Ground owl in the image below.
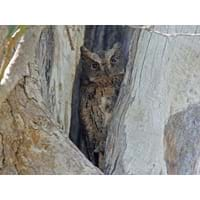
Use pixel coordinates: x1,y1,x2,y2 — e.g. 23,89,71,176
79,43,125,171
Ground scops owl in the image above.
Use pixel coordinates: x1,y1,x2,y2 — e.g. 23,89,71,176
79,43,125,171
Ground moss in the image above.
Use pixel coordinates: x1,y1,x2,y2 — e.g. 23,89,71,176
0,26,27,81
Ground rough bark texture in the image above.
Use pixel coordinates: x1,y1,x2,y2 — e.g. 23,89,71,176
37,26,85,137
1,25,200,174
0,26,101,174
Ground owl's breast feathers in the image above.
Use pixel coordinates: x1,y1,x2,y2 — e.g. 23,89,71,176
79,73,124,166
81,73,123,88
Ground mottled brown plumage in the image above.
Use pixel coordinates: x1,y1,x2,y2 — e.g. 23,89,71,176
79,43,125,170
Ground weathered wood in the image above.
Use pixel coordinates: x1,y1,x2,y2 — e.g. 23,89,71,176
1,25,200,174
36,25,85,137
0,26,101,174
105,25,200,175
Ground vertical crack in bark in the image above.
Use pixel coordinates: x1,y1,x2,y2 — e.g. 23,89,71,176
13,135,24,175
138,32,153,88
36,26,55,108
65,26,75,51
109,153,120,175
0,132,6,169
105,29,141,174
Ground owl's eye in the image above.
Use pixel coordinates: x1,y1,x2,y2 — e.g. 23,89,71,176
91,63,99,70
110,56,118,65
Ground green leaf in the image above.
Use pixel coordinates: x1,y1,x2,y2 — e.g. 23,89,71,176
7,25,19,38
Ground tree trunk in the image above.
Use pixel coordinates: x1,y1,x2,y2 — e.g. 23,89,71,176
105,25,200,174
0,26,101,174
1,25,200,174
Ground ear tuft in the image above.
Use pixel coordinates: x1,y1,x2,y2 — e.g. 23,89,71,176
80,46,90,56
80,46,101,63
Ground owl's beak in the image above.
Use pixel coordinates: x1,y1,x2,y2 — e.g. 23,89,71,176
104,68,110,76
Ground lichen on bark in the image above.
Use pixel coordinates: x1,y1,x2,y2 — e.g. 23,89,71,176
0,26,101,175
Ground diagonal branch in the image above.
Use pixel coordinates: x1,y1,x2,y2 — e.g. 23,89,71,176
0,27,43,108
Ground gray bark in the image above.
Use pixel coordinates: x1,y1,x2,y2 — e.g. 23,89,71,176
1,25,200,174
0,26,101,174
105,25,200,175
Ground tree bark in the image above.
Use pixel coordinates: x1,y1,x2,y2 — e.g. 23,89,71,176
105,25,200,174
1,25,200,175
0,26,101,174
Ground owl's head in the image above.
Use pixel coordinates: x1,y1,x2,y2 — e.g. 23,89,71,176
80,43,125,83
